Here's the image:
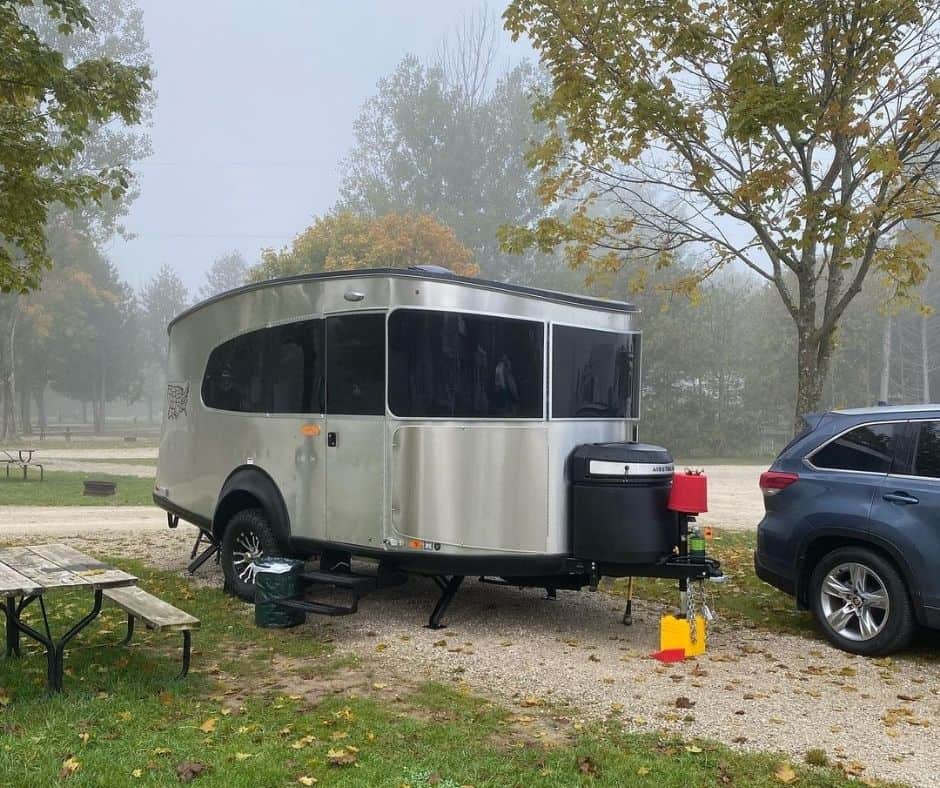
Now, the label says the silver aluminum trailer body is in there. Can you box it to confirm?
[154,269,639,580]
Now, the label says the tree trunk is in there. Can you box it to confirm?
[879,316,892,404]
[1,305,18,440]
[19,381,31,435]
[794,323,834,434]
[35,385,47,430]
[922,313,930,403]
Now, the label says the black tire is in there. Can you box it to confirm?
[809,546,915,656]
[220,508,282,602]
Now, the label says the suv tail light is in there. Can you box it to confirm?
[759,471,799,496]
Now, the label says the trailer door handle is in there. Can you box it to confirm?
[327,432,337,447]
[883,491,918,505]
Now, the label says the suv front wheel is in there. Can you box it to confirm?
[809,546,914,656]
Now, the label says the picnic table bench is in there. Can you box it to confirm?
[2,449,43,481]
[103,586,199,677]
[0,544,198,692]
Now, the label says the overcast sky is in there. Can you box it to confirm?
[107,1,527,293]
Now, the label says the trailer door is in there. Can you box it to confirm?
[324,312,387,548]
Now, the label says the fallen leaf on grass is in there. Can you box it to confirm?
[131,769,143,778]
[326,747,357,767]
[199,717,217,733]
[78,732,90,745]
[60,756,81,779]
[297,778,317,786]
[577,756,599,776]
[234,753,252,761]
[685,745,703,754]
[774,763,797,784]
[520,695,544,708]
[176,761,209,782]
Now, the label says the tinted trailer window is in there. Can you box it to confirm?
[388,309,544,419]
[552,326,640,418]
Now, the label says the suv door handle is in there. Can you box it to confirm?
[883,491,919,505]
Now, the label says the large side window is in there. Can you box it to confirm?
[811,423,901,474]
[269,320,325,414]
[552,326,640,419]
[202,320,325,414]
[913,421,940,478]
[202,328,268,412]
[327,313,386,415]
[388,310,544,418]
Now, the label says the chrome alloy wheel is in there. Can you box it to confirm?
[819,562,890,642]
[232,531,264,584]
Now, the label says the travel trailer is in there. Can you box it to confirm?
[154,266,718,626]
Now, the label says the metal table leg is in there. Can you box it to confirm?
[4,596,19,658]
[10,590,104,693]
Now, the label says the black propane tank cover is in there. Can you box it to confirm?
[568,442,678,566]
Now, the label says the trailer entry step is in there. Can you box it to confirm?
[299,570,377,592]
[276,597,358,617]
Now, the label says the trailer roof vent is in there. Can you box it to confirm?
[407,265,455,277]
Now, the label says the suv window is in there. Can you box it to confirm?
[913,421,940,478]
[811,422,902,474]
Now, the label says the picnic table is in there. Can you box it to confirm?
[2,448,44,481]
[0,544,136,692]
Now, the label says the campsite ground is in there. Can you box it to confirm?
[0,451,931,786]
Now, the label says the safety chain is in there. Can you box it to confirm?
[686,579,712,644]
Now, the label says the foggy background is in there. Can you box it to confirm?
[110,0,523,291]
[2,0,938,456]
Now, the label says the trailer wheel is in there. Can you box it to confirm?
[221,508,281,602]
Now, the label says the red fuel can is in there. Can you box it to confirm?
[668,471,708,514]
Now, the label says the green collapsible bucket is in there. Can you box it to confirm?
[254,557,306,628]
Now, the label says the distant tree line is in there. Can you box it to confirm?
[2,2,938,459]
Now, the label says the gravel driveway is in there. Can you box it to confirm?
[1,496,935,787]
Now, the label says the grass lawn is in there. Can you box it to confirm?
[0,559,875,788]
[0,472,154,506]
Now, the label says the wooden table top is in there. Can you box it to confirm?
[0,544,137,597]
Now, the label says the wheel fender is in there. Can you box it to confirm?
[213,465,291,549]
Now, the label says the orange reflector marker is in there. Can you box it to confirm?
[408,539,423,549]
[300,424,321,437]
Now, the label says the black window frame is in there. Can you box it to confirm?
[550,324,641,420]
[387,307,546,420]
[807,421,905,475]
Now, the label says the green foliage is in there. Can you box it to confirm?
[503,0,940,422]
[250,211,479,282]
[0,0,152,292]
